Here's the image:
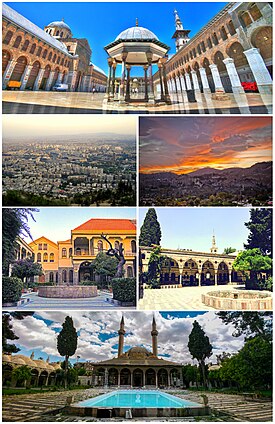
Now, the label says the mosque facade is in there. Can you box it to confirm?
[77,317,183,388]
[2,3,107,92]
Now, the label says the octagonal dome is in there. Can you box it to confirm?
[115,26,158,41]
[46,20,71,32]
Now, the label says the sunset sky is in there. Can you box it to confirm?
[139,117,272,174]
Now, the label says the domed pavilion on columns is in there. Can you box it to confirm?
[77,317,183,388]
[104,19,171,104]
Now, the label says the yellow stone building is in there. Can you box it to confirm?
[28,218,137,284]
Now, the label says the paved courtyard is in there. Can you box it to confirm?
[138,284,273,311]
[2,291,134,311]
[2,388,272,422]
[3,91,272,114]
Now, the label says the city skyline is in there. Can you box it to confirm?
[140,117,272,174]
[8,311,245,365]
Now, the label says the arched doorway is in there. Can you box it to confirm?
[133,368,143,387]
[145,368,156,386]
[108,368,118,386]
[3,364,13,386]
[158,369,168,388]
[38,371,48,387]
[120,368,131,386]
[170,368,181,387]
[40,64,51,90]
[25,61,40,90]
[213,51,232,92]
[78,262,94,283]
[218,262,229,284]
[2,50,11,75]
[227,42,253,83]
[160,258,180,284]
[251,27,272,76]
[182,259,199,286]
[10,56,27,82]
[201,261,215,285]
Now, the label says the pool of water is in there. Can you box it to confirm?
[76,390,200,408]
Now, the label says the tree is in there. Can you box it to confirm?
[12,365,32,388]
[223,247,236,255]
[92,252,118,285]
[182,364,200,388]
[188,321,212,387]
[2,314,20,354]
[217,311,272,341]
[57,316,78,389]
[219,337,272,390]
[244,209,272,257]
[139,208,161,246]
[145,245,167,288]
[2,208,38,276]
[233,248,272,289]
[11,259,43,287]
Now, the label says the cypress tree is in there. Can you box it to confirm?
[188,320,212,388]
[139,208,161,246]
[244,209,272,257]
[57,316,78,389]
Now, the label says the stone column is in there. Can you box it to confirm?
[191,70,200,92]
[70,70,78,92]
[176,75,182,94]
[45,375,49,387]
[33,68,45,91]
[243,47,273,94]
[63,73,69,84]
[106,58,113,98]
[2,59,17,89]
[147,61,155,103]
[45,71,54,91]
[185,73,192,90]
[118,370,121,387]
[167,78,172,93]
[155,372,158,388]
[173,77,178,93]
[20,64,33,91]
[161,62,172,104]
[199,67,211,93]
[229,272,232,284]
[125,65,131,102]
[167,371,170,388]
[57,72,63,84]
[223,58,245,94]
[130,371,133,387]
[104,368,108,388]
[179,274,182,286]
[214,271,218,285]
[110,61,117,99]
[180,74,186,92]
[143,371,146,387]
[209,64,225,92]
[158,64,165,101]
[144,65,149,101]
[73,263,79,285]
[198,272,201,287]
[119,54,127,102]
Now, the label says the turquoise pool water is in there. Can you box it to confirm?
[76,390,200,408]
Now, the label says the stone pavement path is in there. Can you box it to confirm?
[3,389,272,422]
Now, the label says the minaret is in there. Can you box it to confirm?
[172,10,191,52]
[210,232,218,254]
[151,316,158,357]
[118,316,125,357]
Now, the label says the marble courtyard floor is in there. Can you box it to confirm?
[2,388,272,422]
[138,284,272,311]
[2,91,272,114]
[2,290,133,311]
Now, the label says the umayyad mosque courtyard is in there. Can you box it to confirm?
[2,2,273,114]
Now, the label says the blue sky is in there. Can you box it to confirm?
[139,207,252,252]
[22,207,136,243]
[7,2,226,75]
[9,311,245,365]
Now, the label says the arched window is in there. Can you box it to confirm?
[36,46,42,57]
[53,54,57,63]
[69,248,72,257]
[43,253,48,262]
[220,26,228,41]
[239,11,252,28]
[131,240,136,253]
[3,31,14,45]
[97,240,103,252]
[62,248,67,258]
[48,51,52,61]
[201,41,206,52]
[37,253,41,262]
[227,20,236,35]
[30,43,36,54]
[207,37,213,49]
[21,40,30,52]
[60,31,64,37]
[42,49,48,59]
[212,32,219,45]
[69,270,73,283]
[50,253,54,262]
[49,272,54,282]
[56,30,60,36]
[61,58,64,66]
[197,44,201,55]
[57,56,60,64]
[13,36,22,48]
[75,247,81,255]
[249,3,262,21]
[56,272,59,283]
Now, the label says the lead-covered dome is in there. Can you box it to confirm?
[125,346,153,359]
[46,20,71,32]
[115,26,159,41]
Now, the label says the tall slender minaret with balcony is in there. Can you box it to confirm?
[172,10,191,52]
[210,232,218,253]
[151,316,159,357]
[118,316,125,357]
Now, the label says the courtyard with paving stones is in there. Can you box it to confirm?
[2,388,272,422]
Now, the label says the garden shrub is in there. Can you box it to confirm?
[112,278,136,303]
[3,277,23,303]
